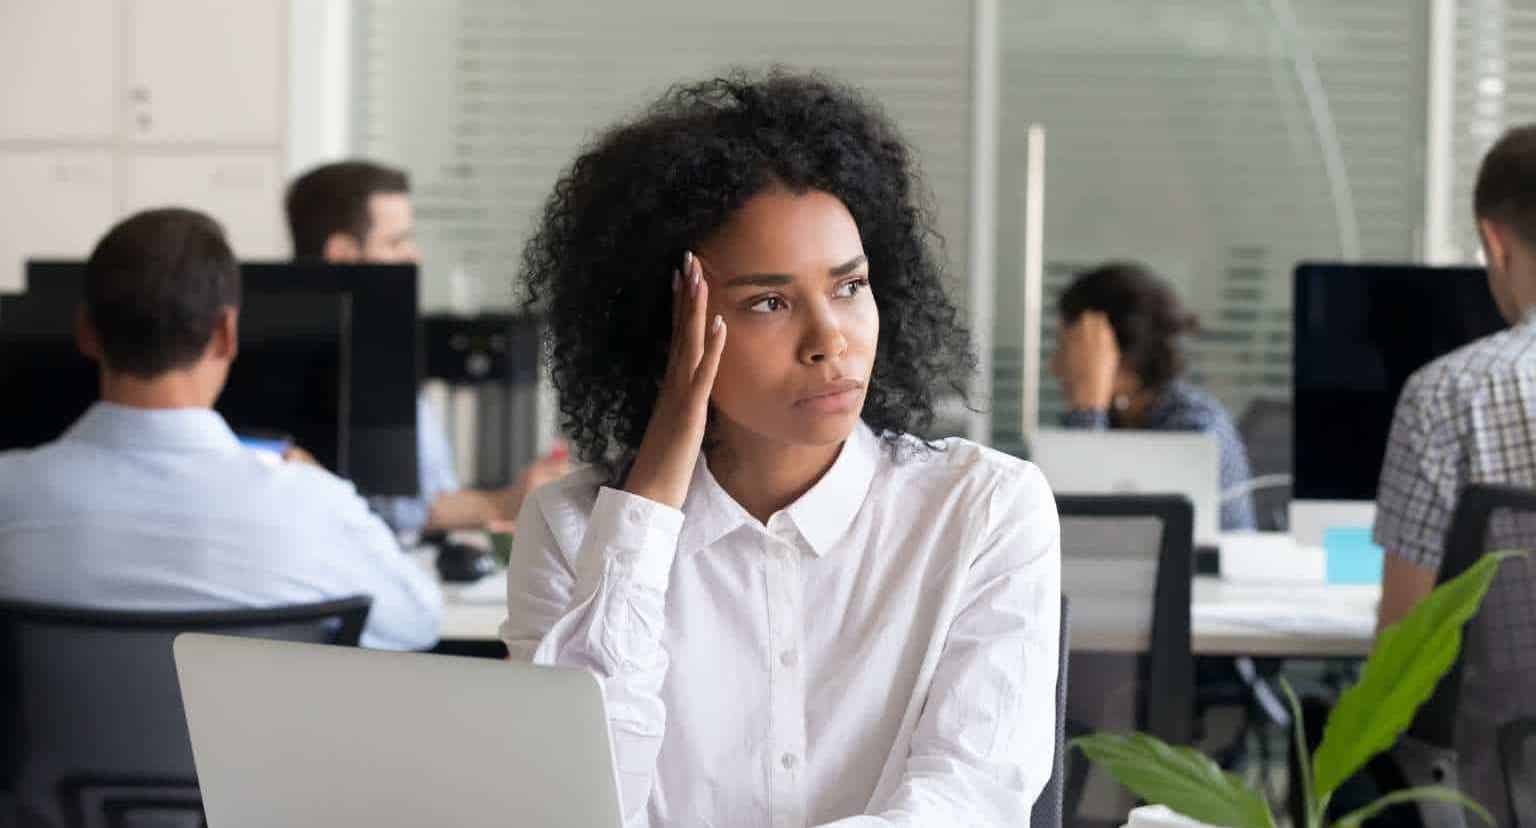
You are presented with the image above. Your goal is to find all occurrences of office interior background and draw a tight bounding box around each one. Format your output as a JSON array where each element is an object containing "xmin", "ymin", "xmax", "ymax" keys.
[{"xmin": 5, "ymin": 0, "xmax": 1523, "ymax": 475}]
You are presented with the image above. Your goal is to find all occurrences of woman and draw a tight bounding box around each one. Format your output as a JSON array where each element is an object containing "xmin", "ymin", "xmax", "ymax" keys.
[
  {"xmin": 500, "ymin": 72, "xmax": 1060, "ymax": 826},
  {"xmin": 1050, "ymin": 261, "xmax": 1256, "ymax": 530}
]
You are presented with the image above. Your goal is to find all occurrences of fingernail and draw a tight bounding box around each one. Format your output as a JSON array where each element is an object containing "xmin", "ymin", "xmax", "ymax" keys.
[
  {"xmin": 684, "ymin": 250, "xmax": 693, "ymax": 271},
  {"xmin": 711, "ymin": 315, "xmax": 723, "ymax": 333}
]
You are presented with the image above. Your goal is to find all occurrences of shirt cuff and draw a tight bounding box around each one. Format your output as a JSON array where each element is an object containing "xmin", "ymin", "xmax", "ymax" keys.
[
  {"xmin": 575, "ymin": 486, "xmax": 686, "ymax": 593},
  {"xmin": 1062, "ymin": 408, "xmax": 1110, "ymax": 429}
]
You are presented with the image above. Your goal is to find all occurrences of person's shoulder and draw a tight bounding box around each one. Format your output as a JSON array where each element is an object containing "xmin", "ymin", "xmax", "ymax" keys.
[
  {"xmin": 0, "ymin": 440, "xmax": 96, "ymax": 511},
  {"xmin": 526, "ymin": 463, "xmax": 607, "ymax": 523},
  {"xmin": 1406, "ymin": 325, "xmax": 1536, "ymax": 403},
  {"xmin": 884, "ymin": 432, "xmax": 1050, "ymax": 503},
  {"xmin": 1157, "ymin": 382, "xmax": 1237, "ymax": 431}
]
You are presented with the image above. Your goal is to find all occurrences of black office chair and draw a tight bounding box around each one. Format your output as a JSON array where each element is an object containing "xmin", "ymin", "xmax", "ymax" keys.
[
  {"xmin": 0, "ymin": 597, "xmax": 371, "ymax": 828},
  {"xmin": 1380, "ymin": 484, "xmax": 1536, "ymax": 828},
  {"xmin": 1032, "ymin": 596, "xmax": 1071, "ymax": 828},
  {"xmin": 1057, "ymin": 494, "xmax": 1194, "ymax": 828}
]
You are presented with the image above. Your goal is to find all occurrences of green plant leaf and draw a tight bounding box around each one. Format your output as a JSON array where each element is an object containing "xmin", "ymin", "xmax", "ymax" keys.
[
  {"xmin": 1312, "ymin": 552, "xmax": 1517, "ymax": 798},
  {"xmin": 1072, "ymin": 732, "xmax": 1275, "ymax": 828},
  {"xmin": 1279, "ymin": 678, "xmax": 1322, "ymax": 828},
  {"xmin": 1331, "ymin": 785, "xmax": 1493, "ymax": 828}
]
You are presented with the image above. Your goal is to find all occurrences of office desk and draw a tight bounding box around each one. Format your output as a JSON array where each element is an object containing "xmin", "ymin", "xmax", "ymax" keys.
[{"xmin": 428, "ymin": 553, "xmax": 1378, "ymax": 659}]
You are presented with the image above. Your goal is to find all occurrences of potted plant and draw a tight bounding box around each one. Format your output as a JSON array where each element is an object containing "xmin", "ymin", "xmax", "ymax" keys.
[{"xmin": 1073, "ymin": 552, "xmax": 1516, "ymax": 828}]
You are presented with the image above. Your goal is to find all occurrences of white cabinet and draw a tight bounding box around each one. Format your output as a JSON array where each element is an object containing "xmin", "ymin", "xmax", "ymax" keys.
[
  {"xmin": 0, "ymin": 0, "xmax": 119, "ymax": 141},
  {"xmin": 0, "ymin": 0, "xmax": 288, "ymax": 282},
  {"xmin": 127, "ymin": 154, "xmax": 286, "ymax": 257},
  {"xmin": 127, "ymin": 0, "xmax": 286, "ymax": 145},
  {"xmin": 0, "ymin": 152, "xmax": 116, "ymax": 291}
]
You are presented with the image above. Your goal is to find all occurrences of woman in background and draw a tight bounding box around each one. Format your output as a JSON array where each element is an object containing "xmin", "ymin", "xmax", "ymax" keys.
[{"xmin": 1051, "ymin": 261, "xmax": 1256, "ymax": 530}]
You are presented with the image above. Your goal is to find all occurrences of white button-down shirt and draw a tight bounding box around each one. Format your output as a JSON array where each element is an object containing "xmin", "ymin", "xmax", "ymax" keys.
[
  {"xmin": 0, "ymin": 402, "xmax": 442, "ymax": 650},
  {"xmin": 500, "ymin": 422, "xmax": 1061, "ymax": 827}
]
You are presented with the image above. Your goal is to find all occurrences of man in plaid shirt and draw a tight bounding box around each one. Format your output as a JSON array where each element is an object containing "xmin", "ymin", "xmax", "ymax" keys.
[{"xmin": 1374, "ymin": 124, "xmax": 1536, "ymax": 629}]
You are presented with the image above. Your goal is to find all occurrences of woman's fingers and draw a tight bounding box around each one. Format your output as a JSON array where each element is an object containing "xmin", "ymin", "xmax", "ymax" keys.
[
  {"xmin": 681, "ymin": 252, "xmax": 708, "ymax": 372},
  {"xmin": 691, "ymin": 314, "xmax": 727, "ymax": 399}
]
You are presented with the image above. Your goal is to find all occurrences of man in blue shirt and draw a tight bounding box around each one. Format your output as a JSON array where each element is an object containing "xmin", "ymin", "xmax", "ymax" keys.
[
  {"xmin": 285, "ymin": 160, "xmax": 567, "ymax": 534},
  {"xmin": 0, "ymin": 208, "xmax": 441, "ymax": 650}
]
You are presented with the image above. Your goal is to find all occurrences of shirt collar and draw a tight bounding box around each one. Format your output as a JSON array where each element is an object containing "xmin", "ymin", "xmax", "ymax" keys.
[
  {"xmin": 64, "ymin": 402, "xmax": 242, "ymax": 453},
  {"xmin": 676, "ymin": 421, "xmax": 882, "ymax": 558}
]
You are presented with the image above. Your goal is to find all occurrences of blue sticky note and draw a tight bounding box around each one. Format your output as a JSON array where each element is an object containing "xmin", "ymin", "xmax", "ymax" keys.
[{"xmin": 1324, "ymin": 527, "xmax": 1384, "ymax": 584}]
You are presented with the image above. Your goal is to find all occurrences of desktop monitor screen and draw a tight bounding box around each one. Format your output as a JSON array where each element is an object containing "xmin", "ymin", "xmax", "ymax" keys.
[
  {"xmin": 7, "ymin": 261, "xmax": 419, "ymax": 496},
  {"xmin": 1292, "ymin": 263, "xmax": 1507, "ymax": 501}
]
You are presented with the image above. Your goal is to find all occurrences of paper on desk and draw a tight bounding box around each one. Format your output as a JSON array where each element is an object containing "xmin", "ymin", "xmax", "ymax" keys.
[
  {"xmin": 1219, "ymin": 532, "xmax": 1325, "ymax": 582},
  {"xmin": 1193, "ymin": 602, "xmax": 1375, "ymax": 638}
]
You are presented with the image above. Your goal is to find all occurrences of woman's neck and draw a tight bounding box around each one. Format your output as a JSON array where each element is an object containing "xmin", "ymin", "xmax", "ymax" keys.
[{"xmin": 706, "ymin": 428, "xmax": 844, "ymax": 524}]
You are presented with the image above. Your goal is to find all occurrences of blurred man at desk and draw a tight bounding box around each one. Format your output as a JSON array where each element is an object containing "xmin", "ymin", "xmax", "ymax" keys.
[
  {"xmin": 0, "ymin": 209, "xmax": 441, "ymax": 650},
  {"xmin": 1374, "ymin": 124, "xmax": 1536, "ymax": 630},
  {"xmin": 285, "ymin": 160, "xmax": 568, "ymax": 535}
]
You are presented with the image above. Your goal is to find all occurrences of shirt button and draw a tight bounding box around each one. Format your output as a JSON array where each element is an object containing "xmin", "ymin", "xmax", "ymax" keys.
[
  {"xmin": 781, "ymin": 752, "xmax": 798, "ymax": 771},
  {"xmin": 779, "ymin": 650, "xmax": 798, "ymax": 668}
]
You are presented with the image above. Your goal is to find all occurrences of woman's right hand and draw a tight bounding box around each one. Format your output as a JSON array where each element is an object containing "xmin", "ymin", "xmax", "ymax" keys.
[
  {"xmin": 623, "ymin": 251, "xmax": 727, "ymax": 510},
  {"xmin": 1059, "ymin": 311, "xmax": 1120, "ymax": 412}
]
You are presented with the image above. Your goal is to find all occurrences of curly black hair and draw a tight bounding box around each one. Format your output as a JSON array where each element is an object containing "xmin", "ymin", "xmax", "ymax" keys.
[
  {"xmin": 520, "ymin": 69, "xmax": 976, "ymax": 472},
  {"xmin": 1058, "ymin": 261, "xmax": 1199, "ymax": 393}
]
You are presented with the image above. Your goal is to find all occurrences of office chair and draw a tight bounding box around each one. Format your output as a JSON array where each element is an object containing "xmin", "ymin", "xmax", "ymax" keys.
[
  {"xmin": 1032, "ymin": 596, "xmax": 1071, "ymax": 828},
  {"xmin": 0, "ymin": 596, "xmax": 370, "ymax": 828},
  {"xmin": 1386, "ymin": 484, "xmax": 1536, "ymax": 828},
  {"xmin": 1057, "ymin": 494, "xmax": 1194, "ymax": 828}
]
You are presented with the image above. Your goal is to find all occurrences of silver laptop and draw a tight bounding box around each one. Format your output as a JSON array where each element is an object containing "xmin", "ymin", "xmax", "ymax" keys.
[
  {"xmin": 1031, "ymin": 428, "xmax": 1222, "ymax": 546},
  {"xmin": 174, "ymin": 634, "xmax": 623, "ymax": 828}
]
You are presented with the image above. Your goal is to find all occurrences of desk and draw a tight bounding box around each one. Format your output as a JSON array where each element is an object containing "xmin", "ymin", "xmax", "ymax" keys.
[{"xmin": 429, "ymin": 555, "xmax": 1379, "ymax": 659}]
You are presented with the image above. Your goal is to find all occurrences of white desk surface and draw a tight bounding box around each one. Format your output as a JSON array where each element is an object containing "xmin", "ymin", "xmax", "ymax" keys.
[{"xmin": 424, "ymin": 545, "xmax": 1378, "ymax": 659}]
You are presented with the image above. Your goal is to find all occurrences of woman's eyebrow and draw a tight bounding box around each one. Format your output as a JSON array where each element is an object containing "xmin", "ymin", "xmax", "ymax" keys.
[{"xmin": 716, "ymin": 254, "xmax": 869, "ymax": 288}]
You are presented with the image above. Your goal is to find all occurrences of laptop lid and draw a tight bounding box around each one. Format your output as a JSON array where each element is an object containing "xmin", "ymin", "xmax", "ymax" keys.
[
  {"xmin": 1031, "ymin": 428, "xmax": 1222, "ymax": 546},
  {"xmin": 174, "ymin": 634, "xmax": 623, "ymax": 828}
]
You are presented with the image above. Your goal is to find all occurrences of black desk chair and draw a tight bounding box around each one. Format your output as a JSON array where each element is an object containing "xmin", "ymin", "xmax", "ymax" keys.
[
  {"xmin": 1057, "ymin": 494, "xmax": 1194, "ymax": 828},
  {"xmin": 1382, "ymin": 484, "xmax": 1536, "ymax": 828},
  {"xmin": 0, "ymin": 597, "xmax": 370, "ymax": 828},
  {"xmin": 1032, "ymin": 596, "xmax": 1071, "ymax": 828}
]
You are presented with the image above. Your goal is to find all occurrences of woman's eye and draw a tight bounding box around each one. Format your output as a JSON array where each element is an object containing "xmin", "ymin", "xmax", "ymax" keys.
[
  {"xmin": 835, "ymin": 277, "xmax": 870, "ymax": 298},
  {"xmin": 748, "ymin": 296, "xmax": 787, "ymax": 313}
]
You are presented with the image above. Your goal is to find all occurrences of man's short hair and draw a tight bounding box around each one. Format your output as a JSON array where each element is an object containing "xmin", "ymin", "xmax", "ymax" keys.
[
  {"xmin": 1474, "ymin": 124, "xmax": 1536, "ymax": 247},
  {"xmin": 285, "ymin": 160, "xmax": 410, "ymax": 258},
  {"xmin": 84, "ymin": 208, "xmax": 241, "ymax": 378}
]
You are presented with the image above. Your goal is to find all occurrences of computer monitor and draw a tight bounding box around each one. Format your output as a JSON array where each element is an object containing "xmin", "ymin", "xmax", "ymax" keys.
[
  {"xmin": 3, "ymin": 261, "xmax": 420, "ymax": 496},
  {"xmin": 1292, "ymin": 262, "xmax": 1506, "ymax": 505}
]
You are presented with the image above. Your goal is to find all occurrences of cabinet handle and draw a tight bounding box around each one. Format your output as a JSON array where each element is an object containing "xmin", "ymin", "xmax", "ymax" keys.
[{"xmin": 129, "ymin": 85, "xmax": 151, "ymax": 103}]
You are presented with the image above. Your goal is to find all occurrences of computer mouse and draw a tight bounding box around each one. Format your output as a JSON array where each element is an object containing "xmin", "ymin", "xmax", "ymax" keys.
[{"xmin": 435, "ymin": 541, "xmax": 496, "ymax": 583}]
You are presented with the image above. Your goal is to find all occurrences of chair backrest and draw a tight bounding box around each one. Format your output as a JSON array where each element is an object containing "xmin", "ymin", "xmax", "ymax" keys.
[
  {"xmin": 1031, "ymin": 596, "xmax": 1070, "ymax": 828},
  {"xmin": 1407, "ymin": 484, "xmax": 1536, "ymax": 828},
  {"xmin": 1237, "ymin": 398, "xmax": 1292, "ymax": 531},
  {"xmin": 1057, "ymin": 495, "xmax": 1193, "ymax": 828},
  {"xmin": 0, "ymin": 597, "xmax": 370, "ymax": 828},
  {"xmin": 1057, "ymin": 494, "xmax": 1194, "ymax": 744}
]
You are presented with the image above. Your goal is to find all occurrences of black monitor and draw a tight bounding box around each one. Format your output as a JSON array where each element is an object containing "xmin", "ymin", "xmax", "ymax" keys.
[
  {"xmin": 3, "ymin": 261, "xmax": 420, "ymax": 496},
  {"xmin": 1292, "ymin": 262, "xmax": 1507, "ymax": 501}
]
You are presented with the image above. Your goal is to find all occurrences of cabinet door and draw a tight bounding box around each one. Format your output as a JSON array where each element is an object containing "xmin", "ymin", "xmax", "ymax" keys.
[
  {"xmin": 0, "ymin": 152, "xmax": 116, "ymax": 292},
  {"xmin": 0, "ymin": 0, "xmax": 118, "ymax": 141},
  {"xmin": 127, "ymin": 0, "xmax": 286, "ymax": 145},
  {"xmin": 126, "ymin": 154, "xmax": 286, "ymax": 258}
]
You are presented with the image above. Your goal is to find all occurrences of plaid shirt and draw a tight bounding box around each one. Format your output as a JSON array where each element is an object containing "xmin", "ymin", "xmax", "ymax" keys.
[{"xmin": 1374, "ymin": 311, "xmax": 1536, "ymax": 569}]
